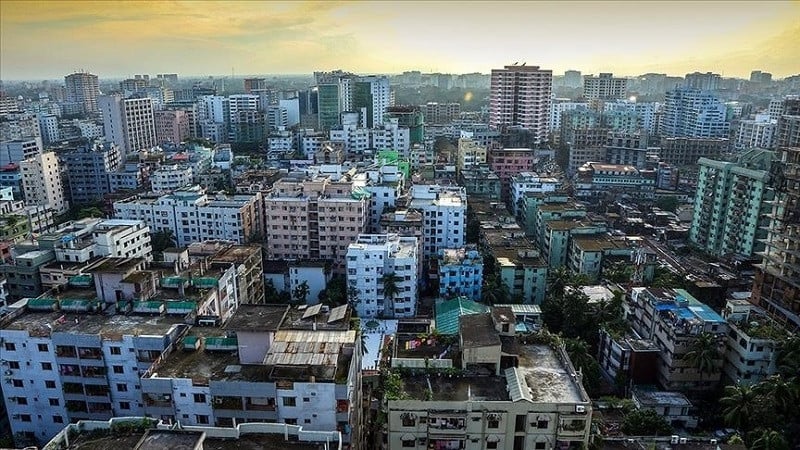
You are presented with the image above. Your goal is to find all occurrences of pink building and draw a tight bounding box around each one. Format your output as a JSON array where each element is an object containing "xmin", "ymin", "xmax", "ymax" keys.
[
  {"xmin": 488, "ymin": 148, "xmax": 536, "ymax": 201},
  {"xmin": 489, "ymin": 64, "xmax": 553, "ymax": 145},
  {"xmin": 155, "ymin": 109, "xmax": 190, "ymax": 145}
]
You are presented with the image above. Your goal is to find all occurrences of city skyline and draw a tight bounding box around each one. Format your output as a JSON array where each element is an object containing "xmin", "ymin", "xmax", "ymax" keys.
[{"xmin": 1, "ymin": 0, "xmax": 799, "ymax": 80}]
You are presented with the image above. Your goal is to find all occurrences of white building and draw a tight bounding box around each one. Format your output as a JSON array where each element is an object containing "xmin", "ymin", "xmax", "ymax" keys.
[
  {"xmin": 279, "ymin": 97, "xmax": 300, "ymax": 127},
  {"xmin": 510, "ymin": 172, "xmax": 561, "ymax": 216},
  {"xmin": 150, "ymin": 164, "xmax": 194, "ymax": 194},
  {"xmin": 722, "ymin": 298, "xmax": 788, "ymax": 386},
  {"xmin": 353, "ymin": 165, "xmax": 405, "ymax": 233},
  {"xmin": 20, "ymin": 151, "xmax": 68, "ymax": 215},
  {"xmin": 735, "ymin": 114, "xmax": 777, "ymax": 150},
  {"xmin": 583, "ymin": 73, "xmax": 628, "ymax": 100},
  {"xmin": 98, "ymin": 95, "xmax": 157, "ymax": 157},
  {"xmin": 112, "ymin": 186, "xmax": 263, "ymax": 247},
  {"xmin": 408, "ymin": 185, "xmax": 467, "ymax": 259},
  {"xmin": 550, "ymin": 100, "xmax": 588, "ymax": 133},
  {"xmin": 0, "ymin": 138, "xmax": 43, "ymax": 166},
  {"xmin": 38, "ymin": 114, "xmax": 59, "ymax": 144},
  {"xmin": 357, "ymin": 76, "xmax": 391, "ymax": 128},
  {"xmin": 77, "ymin": 121, "xmax": 104, "ymax": 140},
  {"xmin": 346, "ymin": 234, "xmax": 419, "ymax": 318},
  {"xmin": 51, "ymin": 218, "xmax": 153, "ymax": 263},
  {"xmin": 266, "ymin": 105, "xmax": 288, "ymax": 130},
  {"xmin": 603, "ymin": 100, "xmax": 660, "ymax": 134},
  {"xmin": 196, "ymin": 95, "xmax": 228, "ymax": 143},
  {"xmin": 372, "ymin": 118, "xmax": 410, "ymax": 156}
]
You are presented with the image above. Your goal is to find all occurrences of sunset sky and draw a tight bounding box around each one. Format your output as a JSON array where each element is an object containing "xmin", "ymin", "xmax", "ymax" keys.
[{"xmin": 1, "ymin": 0, "xmax": 798, "ymax": 80}]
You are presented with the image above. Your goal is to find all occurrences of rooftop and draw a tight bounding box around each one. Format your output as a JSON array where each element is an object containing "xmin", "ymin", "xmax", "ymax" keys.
[
  {"xmin": 402, "ymin": 374, "xmax": 509, "ymax": 402},
  {"xmin": 225, "ymin": 304, "xmax": 289, "ymax": 332},
  {"xmin": 434, "ymin": 297, "xmax": 488, "ymax": 335},
  {"xmin": 633, "ymin": 388, "xmax": 693, "ymax": 408},
  {"xmin": 513, "ymin": 344, "xmax": 586, "ymax": 404},
  {"xmin": 459, "ymin": 313, "xmax": 500, "ymax": 348},
  {"xmin": 1, "ymin": 307, "xmax": 188, "ymax": 337}
]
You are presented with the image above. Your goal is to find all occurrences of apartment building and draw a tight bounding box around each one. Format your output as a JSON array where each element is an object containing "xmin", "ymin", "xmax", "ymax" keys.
[
  {"xmin": 509, "ymin": 172, "xmax": 561, "ymax": 217},
  {"xmin": 262, "ymin": 176, "xmax": 368, "ymax": 270},
  {"xmin": 346, "ymin": 233, "xmax": 418, "ymax": 318},
  {"xmin": 627, "ymin": 288, "xmax": 728, "ymax": 392},
  {"xmin": 20, "ymin": 152, "xmax": 68, "ymax": 215},
  {"xmin": 721, "ymin": 298, "xmax": 788, "ymax": 386},
  {"xmin": 459, "ymin": 165, "xmax": 502, "ymax": 201},
  {"xmin": 64, "ymin": 72, "xmax": 100, "ymax": 114},
  {"xmin": 604, "ymin": 131, "xmax": 652, "ymax": 168},
  {"xmin": 408, "ymin": 184, "xmax": 467, "ymax": 260},
  {"xmin": 437, "ymin": 246, "xmax": 483, "ymax": 301},
  {"xmin": 660, "ymin": 87, "xmax": 729, "ymax": 139},
  {"xmin": 0, "ymin": 248, "xmax": 56, "ymax": 301},
  {"xmin": 98, "ymin": 95, "xmax": 158, "ymax": 157},
  {"xmin": 550, "ymin": 100, "xmax": 588, "ymax": 134},
  {"xmin": 489, "ymin": 64, "xmax": 553, "ymax": 145},
  {"xmin": 735, "ymin": 114, "xmax": 776, "ymax": 150},
  {"xmin": 574, "ymin": 162, "xmax": 656, "ymax": 200},
  {"xmin": 488, "ymin": 148, "xmax": 537, "ymax": 200},
  {"xmin": 684, "ymin": 72, "xmax": 721, "ymax": 91},
  {"xmin": 456, "ymin": 137, "xmax": 488, "ymax": 173},
  {"xmin": 482, "ymin": 229, "xmax": 548, "ymax": 304},
  {"xmin": 352, "ymin": 164, "xmax": 405, "ymax": 233},
  {"xmin": 583, "ymin": 73, "xmax": 628, "ymax": 100},
  {"xmin": 0, "ymin": 138, "xmax": 43, "ymax": 166},
  {"xmin": 423, "ymin": 102, "xmax": 461, "ymax": 125},
  {"xmin": 689, "ymin": 149, "xmax": 776, "ymax": 258},
  {"xmin": 657, "ymin": 137, "xmax": 729, "ymax": 167},
  {"xmin": 112, "ymin": 186, "xmax": 264, "ymax": 247},
  {"xmin": 154, "ymin": 109, "xmax": 191, "ymax": 145},
  {"xmin": 386, "ymin": 310, "xmax": 591, "ymax": 450},
  {"xmin": 150, "ymin": 164, "xmax": 194, "ymax": 194},
  {"xmin": 61, "ymin": 140, "xmax": 121, "ymax": 205}
]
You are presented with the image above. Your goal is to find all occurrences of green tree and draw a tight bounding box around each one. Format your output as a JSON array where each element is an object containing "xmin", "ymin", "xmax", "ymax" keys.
[
  {"xmin": 547, "ymin": 266, "xmax": 572, "ymax": 298},
  {"xmin": 78, "ymin": 206, "xmax": 104, "ymax": 219},
  {"xmin": 482, "ymin": 274, "xmax": 509, "ymax": 305},
  {"xmin": 775, "ymin": 336, "xmax": 800, "ymax": 377},
  {"xmin": 621, "ymin": 409, "xmax": 672, "ymax": 436},
  {"xmin": 684, "ymin": 332, "xmax": 721, "ymax": 387},
  {"xmin": 151, "ymin": 229, "xmax": 177, "ymax": 260},
  {"xmin": 654, "ymin": 196, "xmax": 679, "ymax": 213},
  {"xmin": 292, "ymin": 281, "xmax": 310, "ymax": 305},
  {"xmin": 720, "ymin": 383, "xmax": 758, "ymax": 431},
  {"xmin": 380, "ymin": 273, "xmax": 402, "ymax": 317},
  {"xmin": 749, "ymin": 429, "xmax": 789, "ymax": 450},
  {"xmin": 564, "ymin": 338, "xmax": 601, "ymax": 396}
]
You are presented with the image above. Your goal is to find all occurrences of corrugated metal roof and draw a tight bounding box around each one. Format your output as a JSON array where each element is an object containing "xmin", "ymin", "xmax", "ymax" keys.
[
  {"xmin": 273, "ymin": 330, "xmax": 356, "ymax": 343},
  {"xmin": 435, "ymin": 297, "xmax": 488, "ymax": 335},
  {"xmin": 327, "ymin": 305, "xmax": 348, "ymax": 323},
  {"xmin": 494, "ymin": 304, "xmax": 542, "ymax": 315},
  {"xmin": 505, "ymin": 367, "xmax": 532, "ymax": 402}
]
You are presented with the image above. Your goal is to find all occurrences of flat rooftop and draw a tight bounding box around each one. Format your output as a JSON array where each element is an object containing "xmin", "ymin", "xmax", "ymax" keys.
[
  {"xmin": 136, "ymin": 430, "xmax": 204, "ymax": 450},
  {"xmin": 402, "ymin": 374, "xmax": 509, "ymax": 402},
  {"xmin": 633, "ymin": 388, "xmax": 692, "ymax": 407},
  {"xmin": 514, "ymin": 344, "xmax": 586, "ymax": 404},
  {"xmin": 63, "ymin": 429, "xmax": 328, "ymax": 450},
  {"xmin": 1, "ymin": 308, "xmax": 188, "ymax": 337},
  {"xmin": 225, "ymin": 304, "xmax": 289, "ymax": 332}
]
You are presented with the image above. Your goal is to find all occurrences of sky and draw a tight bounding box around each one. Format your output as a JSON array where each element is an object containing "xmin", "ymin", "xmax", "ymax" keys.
[{"xmin": 1, "ymin": 0, "xmax": 799, "ymax": 80}]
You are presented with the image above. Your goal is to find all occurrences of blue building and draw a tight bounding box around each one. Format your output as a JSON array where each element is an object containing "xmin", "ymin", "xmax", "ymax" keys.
[{"xmin": 661, "ymin": 87, "xmax": 729, "ymax": 138}]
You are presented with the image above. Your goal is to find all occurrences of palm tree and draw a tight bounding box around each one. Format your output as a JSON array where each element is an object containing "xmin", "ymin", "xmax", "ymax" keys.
[
  {"xmin": 482, "ymin": 275, "xmax": 509, "ymax": 305},
  {"xmin": 547, "ymin": 266, "xmax": 572, "ymax": 298},
  {"xmin": 152, "ymin": 229, "xmax": 177, "ymax": 252},
  {"xmin": 292, "ymin": 281, "xmax": 310, "ymax": 305},
  {"xmin": 380, "ymin": 273, "xmax": 402, "ymax": 318},
  {"xmin": 750, "ymin": 429, "xmax": 789, "ymax": 450},
  {"xmin": 720, "ymin": 383, "xmax": 758, "ymax": 431},
  {"xmin": 754, "ymin": 375, "xmax": 798, "ymax": 416},
  {"xmin": 776, "ymin": 336, "xmax": 800, "ymax": 377},
  {"xmin": 684, "ymin": 332, "xmax": 720, "ymax": 388}
]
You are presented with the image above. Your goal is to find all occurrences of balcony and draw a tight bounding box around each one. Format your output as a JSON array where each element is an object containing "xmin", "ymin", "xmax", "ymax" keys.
[
  {"xmin": 212, "ymin": 396, "xmax": 244, "ymax": 410},
  {"xmin": 246, "ymin": 397, "xmax": 276, "ymax": 411},
  {"xmin": 144, "ymin": 394, "xmax": 172, "ymax": 408}
]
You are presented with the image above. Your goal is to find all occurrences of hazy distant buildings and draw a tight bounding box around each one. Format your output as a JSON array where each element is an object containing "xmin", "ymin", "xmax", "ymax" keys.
[
  {"xmin": 64, "ymin": 72, "xmax": 100, "ymax": 114},
  {"xmin": 735, "ymin": 114, "xmax": 777, "ymax": 150},
  {"xmin": 422, "ymin": 102, "xmax": 460, "ymax": 124},
  {"xmin": 564, "ymin": 69, "xmax": 583, "ymax": 88},
  {"xmin": 489, "ymin": 64, "xmax": 552, "ymax": 145},
  {"xmin": 154, "ymin": 109, "xmax": 191, "ymax": 145},
  {"xmin": 685, "ymin": 72, "xmax": 721, "ymax": 91},
  {"xmin": 583, "ymin": 73, "xmax": 628, "ymax": 100},
  {"xmin": 750, "ymin": 70, "xmax": 773, "ymax": 84}
]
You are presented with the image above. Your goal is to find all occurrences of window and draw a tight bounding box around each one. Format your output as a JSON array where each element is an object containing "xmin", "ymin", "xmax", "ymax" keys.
[
  {"xmin": 12, "ymin": 379, "xmax": 23, "ymax": 387},
  {"xmin": 195, "ymin": 415, "xmax": 209, "ymax": 425},
  {"xmin": 120, "ymin": 401, "xmax": 130, "ymax": 410},
  {"xmin": 537, "ymin": 419, "xmax": 549, "ymax": 429},
  {"xmin": 8, "ymin": 361, "xmax": 19, "ymax": 369},
  {"xmin": 53, "ymin": 415, "xmax": 64, "ymax": 424},
  {"xmin": 113, "ymin": 365, "xmax": 124, "ymax": 374},
  {"xmin": 4, "ymin": 342, "xmax": 15, "ymax": 351},
  {"xmin": 193, "ymin": 393, "xmax": 206, "ymax": 403},
  {"xmin": 515, "ymin": 415, "xmax": 526, "ymax": 432},
  {"xmin": 17, "ymin": 397, "xmax": 28, "ymax": 405},
  {"xmin": 38, "ymin": 343, "xmax": 49, "ymax": 352},
  {"xmin": 282, "ymin": 397, "xmax": 297, "ymax": 407},
  {"xmin": 402, "ymin": 439, "xmax": 415, "ymax": 448},
  {"xmin": 402, "ymin": 416, "xmax": 416, "ymax": 427},
  {"xmin": 303, "ymin": 397, "xmax": 310, "ymax": 403},
  {"xmin": 304, "ymin": 418, "xmax": 311, "ymax": 424},
  {"xmin": 20, "ymin": 414, "xmax": 31, "ymax": 422},
  {"xmin": 284, "ymin": 418, "xmax": 297, "ymax": 425},
  {"xmin": 535, "ymin": 443, "xmax": 546, "ymax": 450},
  {"xmin": 45, "ymin": 380, "xmax": 56, "ymax": 389},
  {"xmin": 41, "ymin": 362, "xmax": 53, "ymax": 371},
  {"xmin": 488, "ymin": 419, "xmax": 499, "ymax": 429},
  {"xmin": 110, "ymin": 347, "xmax": 121, "ymax": 355},
  {"xmin": 117, "ymin": 384, "xmax": 128, "ymax": 392},
  {"xmin": 49, "ymin": 398, "xmax": 59, "ymax": 406},
  {"xmin": 487, "ymin": 442, "xmax": 499, "ymax": 450}
]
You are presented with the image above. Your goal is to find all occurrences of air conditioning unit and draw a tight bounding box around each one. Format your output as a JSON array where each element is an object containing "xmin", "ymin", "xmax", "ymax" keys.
[
  {"xmin": 671, "ymin": 435, "xmax": 680, "ymax": 444},
  {"xmin": 680, "ymin": 438, "xmax": 688, "ymax": 444},
  {"xmin": 710, "ymin": 439, "xmax": 718, "ymax": 445},
  {"xmin": 575, "ymin": 405, "xmax": 586, "ymax": 413},
  {"xmin": 214, "ymin": 398, "xmax": 223, "ymax": 405},
  {"xmin": 4, "ymin": 370, "xmax": 12, "ymax": 376}
]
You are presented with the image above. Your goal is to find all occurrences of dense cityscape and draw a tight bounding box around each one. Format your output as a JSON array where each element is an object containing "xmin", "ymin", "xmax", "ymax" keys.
[{"xmin": 1, "ymin": 2, "xmax": 799, "ymax": 450}]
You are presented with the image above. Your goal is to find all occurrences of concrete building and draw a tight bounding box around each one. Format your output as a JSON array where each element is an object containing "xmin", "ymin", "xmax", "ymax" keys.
[
  {"xmin": 597, "ymin": 329, "xmax": 660, "ymax": 386},
  {"xmin": 154, "ymin": 109, "xmax": 191, "ymax": 145},
  {"xmin": 459, "ymin": 165, "xmax": 502, "ymax": 201},
  {"xmin": 684, "ymin": 72, "xmax": 721, "ymax": 91},
  {"xmin": 0, "ymin": 248, "xmax": 56, "ymax": 301},
  {"xmin": 353, "ymin": 76, "xmax": 391, "ymax": 129},
  {"xmin": 0, "ymin": 138, "xmax": 43, "ymax": 166},
  {"xmin": 690, "ymin": 149, "xmax": 776, "ymax": 257},
  {"xmin": 574, "ymin": 162, "xmax": 656, "ymax": 200},
  {"xmin": 550, "ymin": 100, "xmax": 588, "ymax": 134},
  {"xmin": 408, "ymin": 185, "xmax": 467, "ymax": 260},
  {"xmin": 346, "ymin": 233, "xmax": 419, "ymax": 318},
  {"xmin": 627, "ymin": 288, "xmax": 727, "ymax": 392},
  {"xmin": 661, "ymin": 87, "xmax": 729, "ymax": 138},
  {"xmin": 510, "ymin": 172, "xmax": 561, "ymax": 217},
  {"xmin": 228, "ymin": 94, "xmax": 265, "ymax": 143},
  {"xmin": 488, "ymin": 148, "xmax": 537, "ymax": 200},
  {"xmin": 735, "ymin": 114, "xmax": 776, "ymax": 150},
  {"xmin": 631, "ymin": 388, "xmax": 697, "ymax": 429},
  {"xmin": 38, "ymin": 114, "xmax": 59, "ymax": 144},
  {"xmin": 61, "ymin": 140, "xmax": 121, "ymax": 205},
  {"xmin": 489, "ymin": 64, "xmax": 553, "ymax": 145},
  {"xmin": 150, "ymin": 164, "xmax": 194, "ymax": 194},
  {"xmin": 583, "ymin": 73, "xmax": 628, "ymax": 100},
  {"xmin": 456, "ymin": 137, "xmax": 487, "ymax": 173},
  {"xmin": 604, "ymin": 131, "xmax": 652, "ymax": 168},
  {"xmin": 721, "ymin": 298, "xmax": 788, "ymax": 386},
  {"xmin": 657, "ymin": 136, "xmax": 729, "ymax": 167},
  {"xmin": 386, "ymin": 316, "xmax": 591, "ymax": 450},
  {"xmin": 263, "ymin": 176, "xmax": 368, "ymax": 271},
  {"xmin": 64, "ymin": 72, "xmax": 100, "ymax": 114},
  {"xmin": 98, "ymin": 95, "xmax": 158, "ymax": 157},
  {"xmin": 482, "ymin": 230, "xmax": 548, "ymax": 304},
  {"xmin": 423, "ymin": 102, "xmax": 461, "ymax": 125},
  {"xmin": 437, "ymin": 246, "xmax": 483, "ymax": 300},
  {"xmin": 603, "ymin": 100, "xmax": 660, "ymax": 134},
  {"xmin": 20, "ymin": 152, "xmax": 68, "ymax": 215},
  {"xmin": 112, "ymin": 186, "xmax": 264, "ymax": 247}
]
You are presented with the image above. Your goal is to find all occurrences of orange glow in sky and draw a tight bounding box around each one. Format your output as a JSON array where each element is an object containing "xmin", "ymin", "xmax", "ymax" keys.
[{"xmin": 1, "ymin": 0, "xmax": 798, "ymax": 79}]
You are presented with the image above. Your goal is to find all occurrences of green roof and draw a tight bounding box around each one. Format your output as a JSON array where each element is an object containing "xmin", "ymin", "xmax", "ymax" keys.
[
  {"xmin": 69, "ymin": 275, "xmax": 93, "ymax": 286},
  {"xmin": 165, "ymin": 301, "xmax": 197, "ymax": 312},
  {"xmin": 435, "ymin": 297, "xmax": 489, "ymax": 335},
  {"xmin": 27, "ymin": 298, "xmax": 58, "ymax": 310},
  {"xmin": 193, "ymin": 277, "xmax": 218, "ymax": 288},
  {"xmin": 161, "ymin": 276, "xmax": 188, "ymax": 287},
  {"xmin": 204, "ymin": 337, "xmax": 238, "ymax": 348}
]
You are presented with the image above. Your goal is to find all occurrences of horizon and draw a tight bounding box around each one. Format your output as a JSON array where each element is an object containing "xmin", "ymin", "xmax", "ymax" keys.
[{"xmin": 1, "ymin": 1, "xmax": 799, "ymax": 81}]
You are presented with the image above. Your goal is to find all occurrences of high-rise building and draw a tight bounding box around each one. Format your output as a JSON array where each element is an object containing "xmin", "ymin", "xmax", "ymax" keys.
[
  {"xmin": 37, "ymin": 114, "xmax": 60, "ymax": 144},
  {"xmin": 583, "ymin": 73, "xmax": 628, "ymax": 100},
  {"xmin": 660, "ymin": 87, "xmax": 729, "ymax": 138},
  {"xmin": 243, "ymin": 77, "xmax": 268, "ymax": 93},
  {"xmin": 154, "ymin": 109, "xmax": 190, "ymax": 145},
  {"xmin": 422, "ymin": 102, "xmax": 461, "ymax": 125},
  {"xmin": 227, "ymin": 94, "xmax": 264, "ymax": 143},
  {"xmin": 689, "ymin": 149, "xmax": 776, "ymax": 257},
  {"xmin": 20, "ymin": 151, "xmax": 68, "ymax": 214},
  {"xmin": 352, "ymin": 76, "xmax": 391, "ymax": 128},
  {"xmin": 408, "ymin": 184, "xmax": 467, "ymax": 260},
  {"xmin": 489, "ymin": 64, "xmax": 553, "ymax": 145},
  {"xmin": 98, "ymin": 95, "xmax": 157, "ymax": 157},
  {"xmin": 735, "ymin": 114, "xmax": 777, "ymax": 150},
  {"xmin": 752, "ymin": 99, "xmax": 800, "ymax": 329},
  {"xmin": 750, "ymin": 70, "xmax": 773, "ymax": 84},
  {"xmin": 684, "ymin": 72, "xmax": 721, "ymax": 91},
  {"xmin": 346, "ymin": 233, "xmax": 419, "ymax": 318},
  {"xmin": 61, "ymin": 141, "xmax": 121, "ymax": 205},
  {"xmin": 563, "ymin": 69, "xmax": 583, "ymax": 88},
  {"xmin": 385, "ymin": 106, "xmax": 424, "ymax": 145},
  {"xmin": 64, "ymin": 72, "xmax": 100, "ymax": 114}
]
